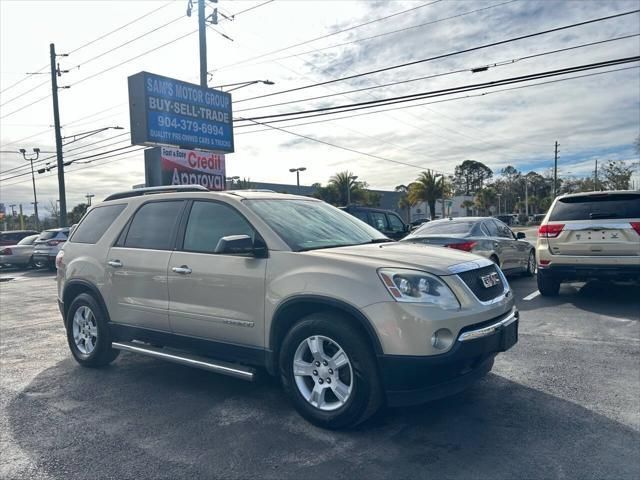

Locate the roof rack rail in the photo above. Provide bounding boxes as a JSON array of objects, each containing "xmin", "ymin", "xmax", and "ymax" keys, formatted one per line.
[{"xmin": 103, "ymin": 185, "xmax": 208, "ymax": 202}]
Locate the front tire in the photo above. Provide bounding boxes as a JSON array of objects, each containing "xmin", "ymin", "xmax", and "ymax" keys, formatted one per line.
[
  {"xmin": 279, "ymin": 312, "xmax": 382, "ymax": 429},
  {"xmin": 66, "ymin": 293, "xmax": 119, "ymax": 367},
  {"xmin": 537, "ymin": 271, "xmax": 560, "ymax": 296}
]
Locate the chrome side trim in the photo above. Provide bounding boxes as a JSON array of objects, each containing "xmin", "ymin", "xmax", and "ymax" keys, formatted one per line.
[
  {"xmin": 447, "ymin": 257, "xmax": 493, "ymax": 274},
  {"xmin": 458, "ymin": 309, "xmax": 518, "ymax": 342},
  {"xmin": 111, "ymin": 341, "xmax": 255, "ymax": 381}
]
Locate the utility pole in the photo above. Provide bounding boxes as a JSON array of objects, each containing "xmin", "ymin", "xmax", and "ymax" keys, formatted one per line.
[
  {"xmin": 524, "ymin": 179, "xmax": 528, "ymax": 219},
  {"xmin": 553, "ymin": 141, "xmax": 559, "ymax": 198},
  {"xmin": 50, "ymin": 43, "xmax": 68, "ymax": 226},
  {"xmin": 594, "ymin": 159, "xmax": 598, "ymax": 191},
  {"xmin": 198, "ymin": 0, "xmax": 208, "ymax": 87},
  {"xmin": 19, "ymin": 204, "xmax": 24, "ymax": 230}
]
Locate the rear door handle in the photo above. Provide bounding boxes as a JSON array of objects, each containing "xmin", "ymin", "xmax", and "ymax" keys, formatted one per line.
[
  {"xmin": 108, "ymin": 259, "xmax": 123, "ymax": 268},
  {"xmin": 172, "ymin": 265, "xmax": 192, "ymax": 275}
]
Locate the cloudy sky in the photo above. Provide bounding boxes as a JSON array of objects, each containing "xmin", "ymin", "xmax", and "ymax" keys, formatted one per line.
[{"xmin": 1, "ymin": 0, "xmax": 639, "ymax": 215}]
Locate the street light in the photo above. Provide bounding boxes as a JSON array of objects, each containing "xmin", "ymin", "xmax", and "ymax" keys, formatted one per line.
[
  {"xmin": 289, "ymin": 167, "xmax": 306, "ymax": 193},
  {"xmin": 496, "ymin": 193, "xmax": 502, "ymax": 216},
  {"xmin": 85, "ymin": 193, "xmax": 95, "ymax": 206},
  {"xmin": 347, "ymin": 175, "xmax": 358, "ymax": 205},
  {"xmin": 19, "ymin": 147, "xmax": 41, "ymax": 230},
  {"xmin": 211, "ymin": 79, "xmax": 275, "ymax": 92}
]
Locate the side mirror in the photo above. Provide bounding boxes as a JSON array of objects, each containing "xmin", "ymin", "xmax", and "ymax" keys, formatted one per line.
[
  {"xmin": 214, "ymin": 234, "xmax": 268, "ymax": 257},
  {"xmin": 516, "ymin": 232, "xmax": 526, "ymax": 239}
]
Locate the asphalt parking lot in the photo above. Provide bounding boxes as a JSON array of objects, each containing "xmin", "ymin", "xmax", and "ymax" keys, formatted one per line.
[{"xmin": 1, "ymin": 267, "xmax": 639, "ymax": 479}]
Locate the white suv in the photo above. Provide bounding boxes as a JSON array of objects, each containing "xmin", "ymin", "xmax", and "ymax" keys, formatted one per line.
[
  {"xmin": 57, "ymin": 186, "xmax": 518, "ymax": 429},
  {"xmin": 537, "ymin": 190, "xmax": 640, "ymax": 296}
]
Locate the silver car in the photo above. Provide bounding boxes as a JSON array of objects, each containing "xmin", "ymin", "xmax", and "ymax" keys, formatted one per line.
[
  {"xmin": 33, "ymin": 228, "xmax": 70, "ymax": 270},
  {"xmin": 402, "ymin": 217, "xmax": 536, "ymax": 276},
  {"xmin": 0, "ymin": 234, "xmax": 40, "ymax": 268}
]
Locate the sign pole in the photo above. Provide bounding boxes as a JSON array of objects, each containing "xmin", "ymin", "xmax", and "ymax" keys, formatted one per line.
[{"xmin": 198, "ymin": 0, "xmax": 208, "ymax": 88}]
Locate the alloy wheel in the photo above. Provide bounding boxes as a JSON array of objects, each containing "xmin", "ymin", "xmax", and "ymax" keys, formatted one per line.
[
  {"xmin": 72, "ymin": 305, "xmax": 98, "ymax": 355},
  {"xmin": 292, "ymin": 335, "xmax": 353, "ymax": 411}
]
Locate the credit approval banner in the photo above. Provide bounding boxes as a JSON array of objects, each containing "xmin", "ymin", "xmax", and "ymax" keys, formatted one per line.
[{"xmin": 160, "ymin": 146, "xmax": 225, "ymax": 191}]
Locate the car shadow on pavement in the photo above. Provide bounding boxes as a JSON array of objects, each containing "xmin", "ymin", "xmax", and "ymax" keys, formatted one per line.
[
  {"xmin": 516, "ymin": 279, "xmax": 640, "ymax": 319},
  {"xmin": 8, "ymin": 355, "xmax": 640, "ymax": 479}
]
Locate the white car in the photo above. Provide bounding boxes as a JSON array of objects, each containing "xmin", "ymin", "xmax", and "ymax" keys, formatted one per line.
[{"xmin": 0, "ymin": 234, "xmax": 40, "ymax": 268}]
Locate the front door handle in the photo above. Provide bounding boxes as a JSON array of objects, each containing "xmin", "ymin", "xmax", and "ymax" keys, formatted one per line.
[
  {"xmin": 172, "ymin": 265, "xmax": 192, "ymax": 275},
  {"xmin": 108, "ymin": 259, "xmax": 123, "ymax": 268}
]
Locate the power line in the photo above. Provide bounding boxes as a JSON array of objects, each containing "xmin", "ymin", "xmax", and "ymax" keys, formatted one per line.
[
  {"xmin": 235, "ymin": 33, "xmax": 640, "ymax": 113},
  {"xmin": 235, "ymin": 65, "xmax": 639, "ymax": 140},
  {"xmin": 230, "ymin": 0, "xmax": 276, "ymax": 18},
  {"xmin": 235, "ymin": 9, "xmax": 640, "ymax": 104},
  {"xmin": 0, "ymin": 93, "xmax": 53, "ymax": 120},
  {"xmin": 233, "ymin": 56, "xmax": 640, "ymax": 124},
  {"xmin": 211, "ymin": 0, "xmax": 444, "ymax": 73},
  {"xmin": 0, "ymin": 79, "xmax": 50, "ymax": 108}
]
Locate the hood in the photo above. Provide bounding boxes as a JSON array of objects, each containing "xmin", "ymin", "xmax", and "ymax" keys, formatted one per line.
[{"xmin": 306, "ymin": 242, "xmax": 483, "ymax": 276}]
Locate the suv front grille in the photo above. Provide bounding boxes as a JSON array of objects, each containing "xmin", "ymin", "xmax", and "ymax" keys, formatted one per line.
[{"xmin": 457, "ymin": 264, "xmax": 504, "ymax": 302}]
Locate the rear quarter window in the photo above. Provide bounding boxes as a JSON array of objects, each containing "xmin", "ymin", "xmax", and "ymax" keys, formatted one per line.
[
  {"xmin": 549, "ymin": 193, "xmax": 640, "ymax": 221},
  {"xmin": 70, "ymin": 204, "xmax": 127, "ymax": 244}
]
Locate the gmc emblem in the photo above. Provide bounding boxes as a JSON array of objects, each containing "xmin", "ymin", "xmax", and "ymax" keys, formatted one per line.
[{"xmin": 480, "ymin": 272, "xmax": 501, "ymax": 288}]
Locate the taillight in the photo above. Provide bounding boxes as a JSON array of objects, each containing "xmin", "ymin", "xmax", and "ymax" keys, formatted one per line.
[
  {"xmin": 0, "ymin": 248, "xmax": 12, "ymax": 255},
  {"xmin": 444, "ymin": 241, "xmax": 477, "ymax": 252},
  {"xmin": 538, "ymin": 224, "xmax": 565, "ymax": 238},
  {"xmin": 47, "ymin": 239, "xmax": 64, "ymax": 246},
  {"xmin": 55, "ymin": 250, "xmax": 64, "ymax": 270},
  {"xmin": 631, "ymin": 222, "xmax": 640, "ymax": 235}
]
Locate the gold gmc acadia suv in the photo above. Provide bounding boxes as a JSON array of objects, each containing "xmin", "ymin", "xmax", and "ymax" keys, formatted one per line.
[{"xmin": 57, "ymin": 186, "xmax": 518, "ymax": 429}]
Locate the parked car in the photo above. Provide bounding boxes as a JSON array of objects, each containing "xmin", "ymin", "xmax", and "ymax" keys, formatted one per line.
[
  {"xmin": 402, "ymin": 217, "xmax": 536, "ymax": 276},
  {"xmin": 0, "ymin": 234, "xmax": 39, "ymax": 268},
  {"xmin": 0, "ymin": 230, "xmax": 38, "ymax": 246},
  {"xmin": 33, "ymin": 227, "xmax": 70, "ymax": 270},
  {"xmin": 536, "ymin": 190, "xmax": 640, "ymax": 296},
  {"xmin": 341, "ymin": 205, "xmax": 409, "ymax": 240},
  {"xmin": 57, "ymin": 186, "xmax": 518, "ymax": 429}
]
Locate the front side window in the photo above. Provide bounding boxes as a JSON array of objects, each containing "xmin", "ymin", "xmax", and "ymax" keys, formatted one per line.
[
  {"xmin": 71, "ymin": 204, "xmax": 126, "ymax": 244},
  {"xmin": 183, "ymin": 201, "xmax": 254, "ymax": 254},
  {"xmin": 493, "ymin": 220, "xmax": 513, "ymax": 239},
  {"xmin": 245, "ymin": 199, "xmax": 387, "ymax": 251},
  {"xmin": 124, "ymin": 201, "xmax": 184, "ymax": 250},
  {"xmin": 483, "ymin": 220, "xmax": 499, "ymax": 237}
]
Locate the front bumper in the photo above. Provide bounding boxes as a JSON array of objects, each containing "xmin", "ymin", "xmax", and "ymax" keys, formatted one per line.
[{"xmin": 380, "ymin": 309, "xmax": 519, "ymax": 407}]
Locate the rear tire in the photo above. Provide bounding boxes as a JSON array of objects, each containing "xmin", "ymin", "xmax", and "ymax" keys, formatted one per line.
[
  {"xmin": 537, "ymin": 271, "xmax": 560, "ymax": 296},
  {"xmin": 279, "ymin": 312, "xmax": 382, "ymax": 429},
  {"xmin": 525, "ymin": 250, "xmax": 536, "ymax": 277},
  {"xmin": 66, "ymin": 293, "xmax": 119, "ymax": 367},
  {"xmin": 490, "ymin": 255, "xmax": 500, "ymax": 268}
]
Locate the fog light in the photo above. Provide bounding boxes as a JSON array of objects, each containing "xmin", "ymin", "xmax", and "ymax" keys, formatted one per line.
[{"xmin": 431, "ymin": 328, "xmax": 453, "ymax": 350}]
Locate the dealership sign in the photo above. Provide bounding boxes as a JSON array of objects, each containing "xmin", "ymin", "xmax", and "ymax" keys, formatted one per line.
[
  {"xmin": 128, "ymin": 72, "xmax": 234, "ymax": 153},
  {"xmin": 153, "ymin": 146, "xmax": 225, "ymax": 191}
]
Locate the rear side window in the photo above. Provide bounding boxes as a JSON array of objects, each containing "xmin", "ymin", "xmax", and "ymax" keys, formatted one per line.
[
  {"xmin": 482, "ymin": 220, "xmax": 499, "ymax": 237},
  {"xmin": 549, "ymin": 193, "xmax": 640, "ymax": 221},
  {"xmin": 182, "ymin": 201, "xmax": 254, "ymax": 254},
  {"xmin": 124, "ymin": 201, "xmax": 184, "ymax": 250},
  {"xmin": 71, "ymin": 204, "xmax": 126, "ymax": 244}
]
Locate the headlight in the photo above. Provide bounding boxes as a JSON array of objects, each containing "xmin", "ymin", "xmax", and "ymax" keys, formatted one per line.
[{"xmin": 378, "ymin": 268, "xmax": 460, "ymax": 309}]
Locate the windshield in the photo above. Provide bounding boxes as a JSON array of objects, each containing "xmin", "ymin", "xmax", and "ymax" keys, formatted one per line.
[
  {"xmin": 549, "ymin": 193, "xmax": 640, "ymax": 221},
  {"xmin": 409, "ymin": 220, "xmax": 476, "ymax": 236},
  {"xmin": 245, "ymin": 199, "xmax": 388, "ymax": 251},
  {"xmin": 17, "ymin": 234, "xmax": 39, "ymax": 245}
]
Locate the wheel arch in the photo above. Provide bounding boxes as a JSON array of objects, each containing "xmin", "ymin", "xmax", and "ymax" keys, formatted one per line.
[
  {"xmin": 62, "ymin": 280, "xmax": 110, "ymax": 327},
  {"xmin": 266, "ymin": 295, "xmax": 383, "ymax": 375}
]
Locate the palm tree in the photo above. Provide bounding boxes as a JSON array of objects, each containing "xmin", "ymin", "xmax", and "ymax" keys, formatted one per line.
[
  {"xmin": 460, "ymin": 199, "xmax": 475, "ymax": 216},
  {"xmin": 395, "ymin": 184, "xmax": 412, "ymax": 222},
  {"xmin": 329, "ymin": 171, "xmax": 359, "ymax": 205},
  {"xmin": 407, "ymin": 170, "xmax": 444, "ymax": 220}
]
